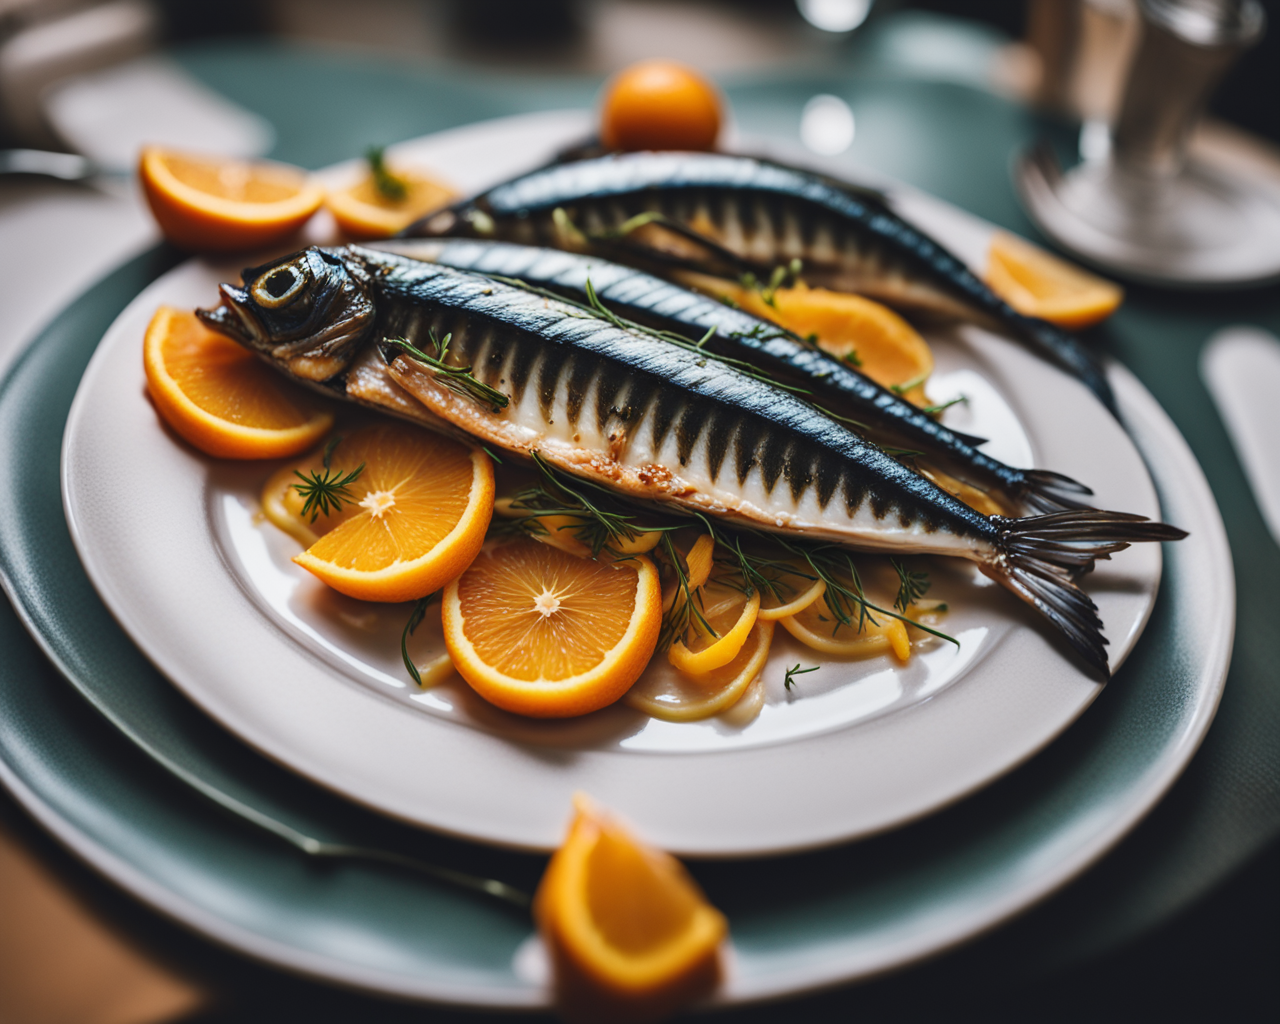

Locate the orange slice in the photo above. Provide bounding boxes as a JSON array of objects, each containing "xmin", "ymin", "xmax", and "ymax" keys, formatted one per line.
[
  {"xmin": 326, "ymin": 165, "xmax": 457, "ymax": 240},
  {"xmin": 985, "ymin": 232, "xmax": 1123, "ymax": 329},
  {"xmin": 535, "ymin": 795, "xmax": 726, "ymax": 1020},
  {"xmin": 667, "ymin": 583, "xmax": 760, "ymax": 675},
  {"xmin": 780, "ymin": 594, "xmax": 911, "ymax": 661},
  {"xmin": 600, "ymin": 60, "xmax": 722, "ymax": 152},
  {"xmin": 290, "ymin": 423, "xmax": 493, "ymax": 603},
  {"xmin": 139, "ymin": 147, "xmax": 323, "ymax": 252},
  {"xmin": 627, "ymin": 620, "xmax": 774, "ymax": 722},
  {"xmin": 683, "ymin": 275, "xmax": 934, "ymax": 404},
  {"xmin": 143, "ymin": 306, "xmax": 333, "ymax": 459},
  {"xmin": 442, "ymin": 539, "xmax": 662, "ymax": 718},
  {"xmin": 757, "ymin": 565, "xmax": 827, "ymax": 622}
]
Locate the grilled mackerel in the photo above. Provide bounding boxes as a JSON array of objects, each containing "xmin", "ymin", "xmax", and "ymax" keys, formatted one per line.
[
  {"xmin": 199, "ymin": 246, "xmax": 1184, "ymax": 679},
  {"xmin": 378, "ymin": 237, "xmax": 1094, "ymax": 516},
  {"xmin": 403, "ymin": 151, "xmax": 1117, "ymax": 413}
]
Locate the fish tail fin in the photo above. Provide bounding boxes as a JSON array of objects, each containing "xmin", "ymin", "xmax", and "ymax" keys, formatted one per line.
[
  {"xmin": 1017, "ymin": 469, "xmax": 1096, "ymax": 515},
  {"xmin": 984, "ymin": 510, "xmax": 1188, "ymax": 680}
]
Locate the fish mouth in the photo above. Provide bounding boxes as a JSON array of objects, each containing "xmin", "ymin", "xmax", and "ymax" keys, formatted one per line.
[{"xmin": 195, "ymin": 284, "xmax": 263, "ymax": 348}]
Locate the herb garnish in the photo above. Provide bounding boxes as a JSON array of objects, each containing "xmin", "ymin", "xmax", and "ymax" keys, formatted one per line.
[
  {"xmin": 892, "ymin": 558, "xmax": 932, "ymax": 612},
  {"xmin": 383, "ymin": 331, "xmax": 509, "ymax": 412},
  {"xmin": 401, "ymin": 591, "xmax": 441, "ymax": 687},
  {"xmin": 291, "ymin": 436, "xmax": 365, "ymax": 522},
  {"xmin": 365, "ymin": 145, "xmax": 407, "ymax": 202},
  {"xmin": 784, "ymin": 663, "xmax": 818, "ymax": 691},
  {"xmin": 920, "ymin": 395, "xmax": 967, "ymax": 415}
]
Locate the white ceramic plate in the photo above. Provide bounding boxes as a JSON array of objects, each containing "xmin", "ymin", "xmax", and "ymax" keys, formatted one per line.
[{"xmin": 63, "ymin": 112, "xmax": 1164, "ymax": 857}]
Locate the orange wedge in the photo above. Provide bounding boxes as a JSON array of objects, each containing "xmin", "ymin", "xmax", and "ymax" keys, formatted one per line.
[
  {"xmin": 139, "ymin": 147, "xmax": 323, "ymax": 252},
  {"xmin": 985, "ymin": 232, "xmax": 1123, "ymax": 329},
  {"xmin": 144, "ymin": 306, "xmax": 334, "ymax": 459},
  {"xmin": 535, "ymin": 795, "xmax": 726, "ymax": 1021},
  {"xmin": 780, "ymin": 594, "xmax": 911, "ymax": 661},
  {"xmin": 683, "ymin": 275, "xmax": 934, "ymax": 404},
  {"xmin": 290, "ymin": 423, "xmax": 493, "ymax": 602},
  {"xmin": 326, "ymin": 165, "xmax": 457, "ymax": 240},
  {"xmin": 442, "ymin": 539, "xmax": 662, "ymax": 718}
]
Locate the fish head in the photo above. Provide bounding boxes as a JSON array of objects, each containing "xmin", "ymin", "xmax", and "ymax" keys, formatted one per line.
[{"xmin": 197, "ymin": 247, "xmax": 376, "ymax": 382}]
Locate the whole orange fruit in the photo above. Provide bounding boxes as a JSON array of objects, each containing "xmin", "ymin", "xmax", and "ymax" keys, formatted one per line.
[{"xmin": 600, "ymin": 60, "xmax": 722, "ymax": 152}]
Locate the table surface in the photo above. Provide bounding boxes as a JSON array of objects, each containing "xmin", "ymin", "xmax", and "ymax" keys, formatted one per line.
[{"xmin": 1, "ymin": 29, "xmax": 1277, "ymax": 1023}]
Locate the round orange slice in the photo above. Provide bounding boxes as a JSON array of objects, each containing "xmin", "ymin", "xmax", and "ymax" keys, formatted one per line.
[
  {"xmin": 781, "ymin": 594, "xmax": 911, "ymax": 661},
  {"xmin": 985, "ymin": 231, "xmax": 1123, "ymax": 329},
  {"xmin": 290, "ymin": 423, "xmax": 493, "ymax": 603},
  {"xmin": 535, "ymin": 795, "xmax": 726, "ymax": 1019},
  {"xmin": 144, "ymin": 306, "xmax": 334, "ymax": 459},
  {"xmin": 442, "ymin": 539, "xmax": 662, "ymax": 718},
  {"xmin": 139, "ymin": 147, "xmax": 323, "ymax": 252},
  {"xmin": 326, "ymin": 166, "xmax": 457, "ymax": 240}
]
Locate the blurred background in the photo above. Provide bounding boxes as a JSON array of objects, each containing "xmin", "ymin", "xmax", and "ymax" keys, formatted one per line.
[{"xmin": 0, "ymin": 0, "xmax": 1276, "ymax": 155}]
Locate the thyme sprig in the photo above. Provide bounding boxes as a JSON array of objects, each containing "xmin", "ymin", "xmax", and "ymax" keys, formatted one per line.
[
  {"xmin": 291, "ymin": 436, "xmax": 365, "ymax": 523},
  {"xmin": 892, "ymin": 558, "xmax": 932, "ymax": 613},
  {"xmin": 383, "ymin": 332, "xmax": 508, "ymax": 412},
  {"xmin": 784, "ymin": 663, "xmax": 819, "ymax": 691},
  {"xmin": 401, "ymin": 591, "xmax": 441, "ymax": 687},
  {"xmin": 365, "ymin": 145, "xmax": 407, "ymax": 202}
]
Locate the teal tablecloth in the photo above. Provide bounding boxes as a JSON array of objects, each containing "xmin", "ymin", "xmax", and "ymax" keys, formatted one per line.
[{"xmin": 3, "ymin": 31, "xmax": 1276, "ymax": 1019}]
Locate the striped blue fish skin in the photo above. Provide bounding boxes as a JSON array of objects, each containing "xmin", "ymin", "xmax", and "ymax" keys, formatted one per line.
[
  {"xmin": 199, "ymin": 246, "xmax": 1187, "ymax": 680},
  {"xmin": 403, "ymin": 152, "xmax": 1117, "ymax": 414},
  {"xmin": 375, "ymin": 239, "xmax": 1093, "ymax": 515}
]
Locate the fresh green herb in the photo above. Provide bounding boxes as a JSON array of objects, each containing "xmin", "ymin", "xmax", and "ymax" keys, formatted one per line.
[
  {"xmin": 291, "ymin": 436, "xmax": 365, "ymax": 522},
  {"xmin": 920, "ymin": 395, "xmax": 967, "ymax": 415},
  {"xmin": 657, "ymin": 532, "xmax": 716, "ymax": 652},
  {"xmin": 841, "ymin": 349, "xmax": 863, "ymax": 368},
  {"xmin": 784, "ymin": 663, "xmax": 819, "ymax": 691},
  {"xmin": 890, "ymin": 371, "xmax": 930, "ymax": 395},
  {"xmin": 384, "ymin": 332, "xmax": 509, "ymax": 412},
  {"xmin": 401, "ymin": 591, "xmax": 441, "ymax": 686},
  {"xmin": 365, "ymin": 145, "xmax": 407, "ymax": 202},
  {"xmin": 892, "ymin": 559, "xmax": 932, "ymax": 612}
]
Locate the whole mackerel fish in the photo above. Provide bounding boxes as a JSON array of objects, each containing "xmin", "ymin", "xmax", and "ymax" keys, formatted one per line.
[
  {"xmin": 402, "ymin": 151, "xmax": 1117, "ymax": 413},
  {"xmin": 377, "ymin": 237, "xmax": 1094, "ymax": 516},
  {"xmin": 199, "ymin": 246, "xmax": 1183, "ymax": 679}
]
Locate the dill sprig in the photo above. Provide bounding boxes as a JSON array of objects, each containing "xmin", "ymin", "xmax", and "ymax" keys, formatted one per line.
[
  {"xmin": 739, "ymin": 258, "xmax": 802, "ymax": 308},
  {"xmin": 656, "ymin": 532, "xmax": 717, "ymax": 652},
  {"xmin": 890, "ymin": 371, "xmax": 930, "ymax": 395},
  {"xmin": 920, "ymin": 394, "xmax": 967, "ymax": 415},
  {"xmin": 784, "ymin": 663, "xmax": 818, "ymax": 691},
  {"xmin": 365, "ymin": 145, "xmax": 407, "ymax": 202},
  {"xmin": 401, "ymin": 591, "xmax": 441, "ymax": 687},
  {"xmin": 892, "ymin": 558, "xmax": 932, "ymax": 612},
  {"xmin": 508, "ymin": 451, "xmax": 678, "ymax": 558},
  {"xmin": 383, "ymin": 332, "xmax": 509, "ymax": 412},
  {"xmin": 291, "ymin": 436, "xmax": 365, "ymax": 523}
]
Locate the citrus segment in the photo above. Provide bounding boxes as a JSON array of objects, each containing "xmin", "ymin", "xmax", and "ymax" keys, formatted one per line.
[
  {"xmin": 627, "ymin": 620, "xmax": 774, "ymax": 722},
  {"xmin": 290, "ymin": 423, "xmax": 494, "ymax": 603},
  {"xmin": 535, "ymin": 796, "xmax": 725, "ymax": 1019},
  {"xmin": 757, "ymin": 568, "xmax": 827, "ymax": 621},
  {"xmin": 144, "ymin": 306, "xmax": 333, "ymax": 459},
  {"xmin": 139, "ymin": 148, "xmax": 323, "ymax": 252},
  {"xmin": 985, "ymin": 231, "xmax": 1123, "ymax": 329},
  {"xmin": 442, "ymin": 539, "xmax": 661, "ymax": 717},
  {"xmin": 780, "ymin": 594, "xmax": 911, "ymax": 660},
  {"xmin": 600, "ymin": 60, "xmax": 722, "ymax": 152},
  {"xmin": 684, "ymin": 275, "xmax": 934, "ymax": 404},
  {"xmin": 326, "ymin": 166, "xmax": 457, "ymax": 240}
]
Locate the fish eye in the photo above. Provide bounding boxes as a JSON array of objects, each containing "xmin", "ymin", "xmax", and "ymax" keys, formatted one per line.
[{"xmin": 252, "ymin": 264, "xmax": 309, "ymax": 308}]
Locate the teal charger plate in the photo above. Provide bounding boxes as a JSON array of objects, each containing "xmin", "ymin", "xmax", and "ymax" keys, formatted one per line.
[{"xmin": 0, "ymin": 242, "xmax": 1232, "ymax": 1006}]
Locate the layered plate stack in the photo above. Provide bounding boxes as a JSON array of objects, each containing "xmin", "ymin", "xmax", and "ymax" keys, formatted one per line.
[{"xmin": 0, "ymin": 112, "xmax": 1233, "ymax": 1009}]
